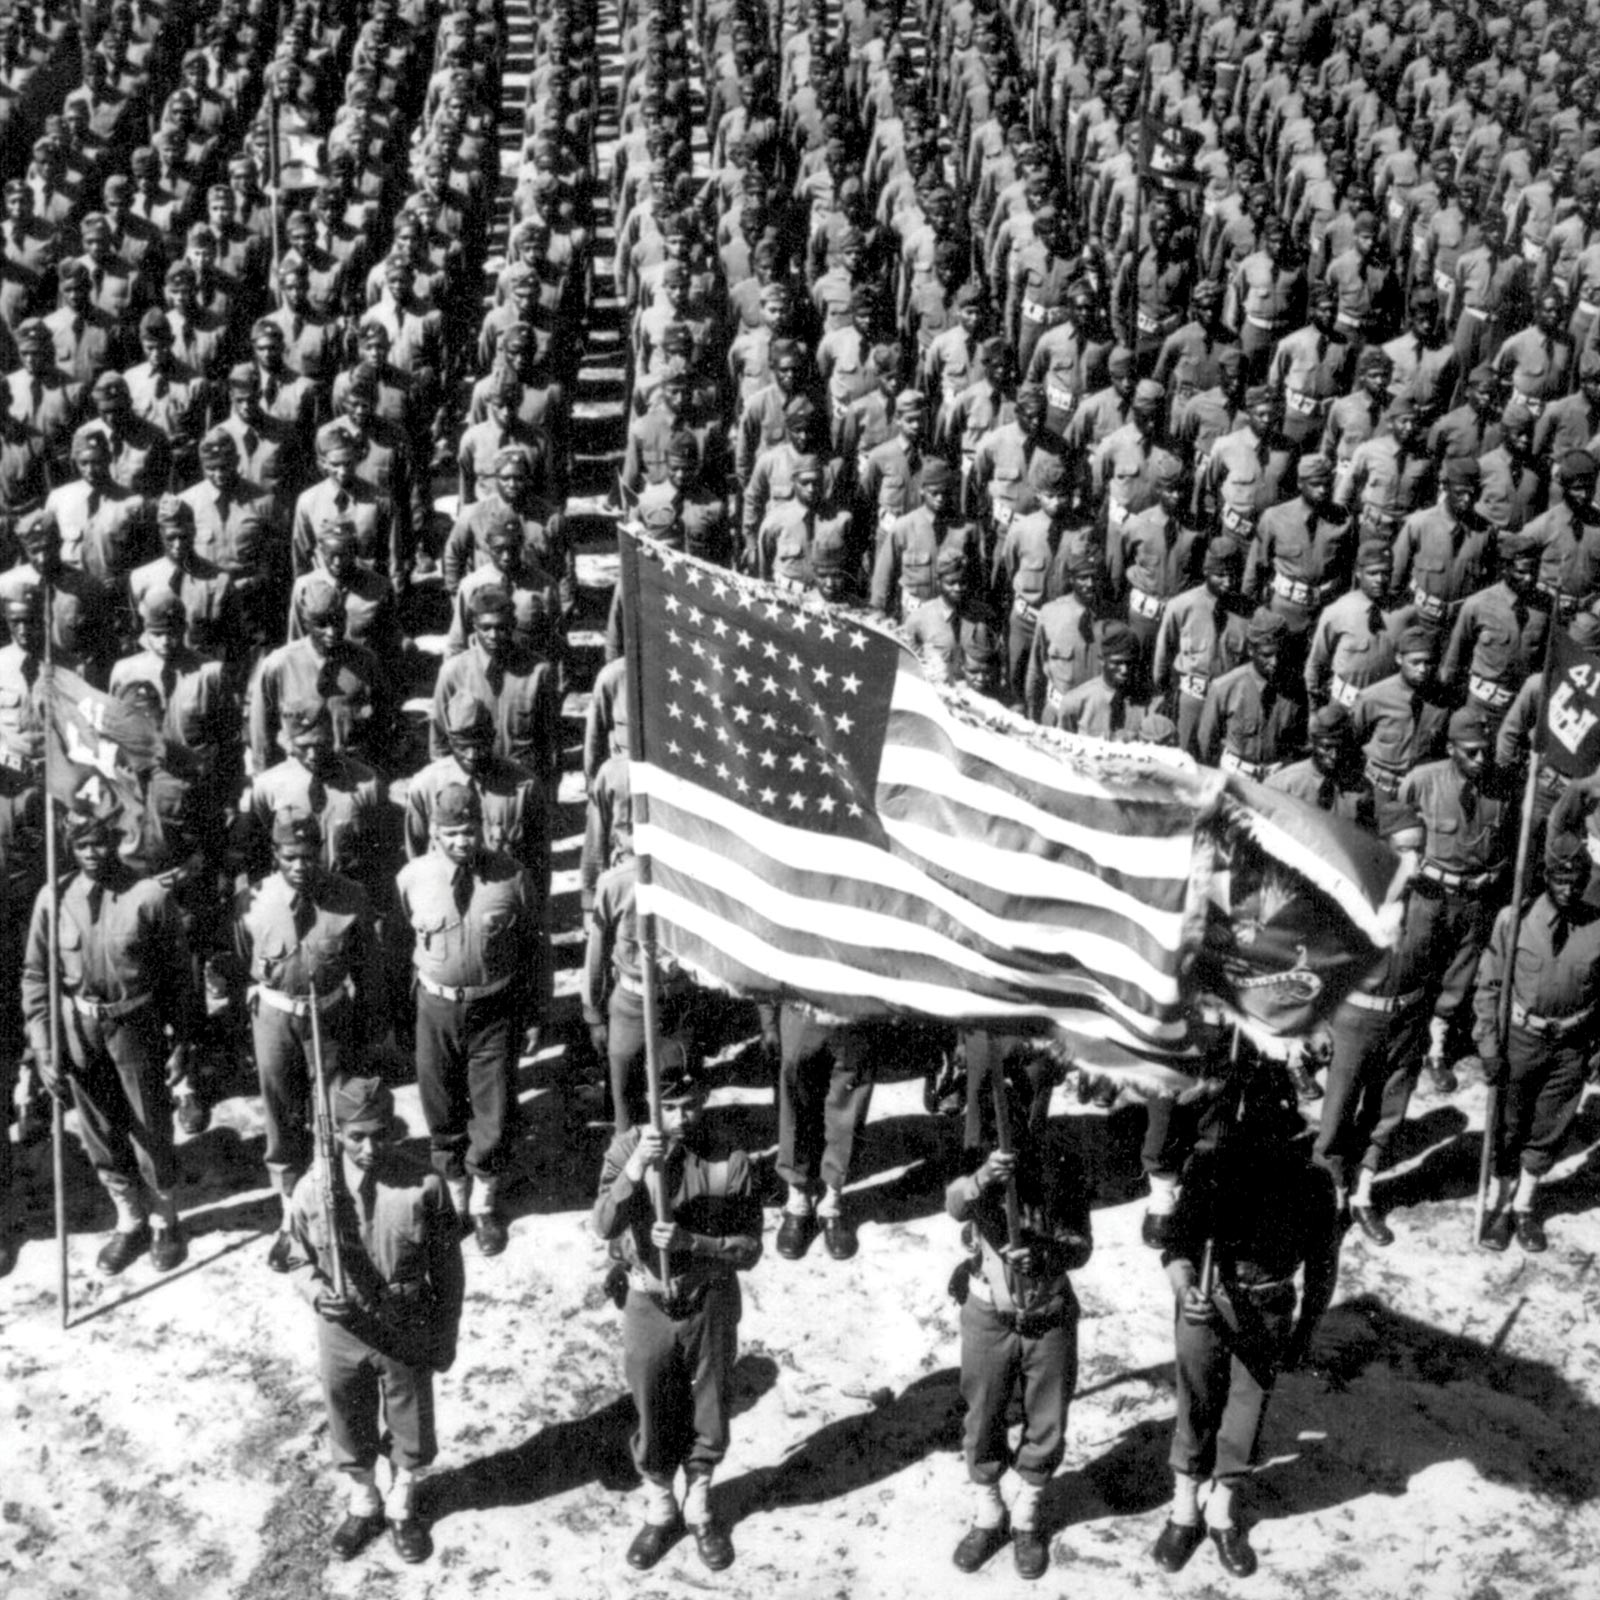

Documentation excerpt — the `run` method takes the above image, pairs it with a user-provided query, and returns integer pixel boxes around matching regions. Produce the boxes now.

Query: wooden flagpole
[42,574,68,1328]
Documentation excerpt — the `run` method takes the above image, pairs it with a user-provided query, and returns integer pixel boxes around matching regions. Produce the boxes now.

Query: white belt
[253,984,346,1016]
[1012,594,1041,620]
[1021,296,1047,323]
[1328,674,1361,707]
[1045,383,1074,412]
[1410,585,1448,622]
[1221,503,1255,533]
[1580,299,1600,318]
[1284,387,1325,417]
[1513,387,1545,416]
[1334,311,1363,330]
[1434,269,1455,296]
[1460,304,1488,321]
[1272,572,1316,606]
[1345,985,1425,1015]
[1128,587,1165,619]
[1220,749,1277,780]
[989,497,1015,529]
[1178,671,1209,700]
[1245,313,1284,331]
[1136,309,1171,335]
[418,972,512,1003]
[1511,1000,1594,1038]
[71,991,153,1021]
[1521,236,1545,265]
[1467,673,1513,711]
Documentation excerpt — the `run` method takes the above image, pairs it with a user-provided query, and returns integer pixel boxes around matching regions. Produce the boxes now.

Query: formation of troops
[2,0,1599,1583]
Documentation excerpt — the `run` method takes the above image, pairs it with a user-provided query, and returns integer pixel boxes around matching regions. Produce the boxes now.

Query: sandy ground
[3,1038,1599,1600]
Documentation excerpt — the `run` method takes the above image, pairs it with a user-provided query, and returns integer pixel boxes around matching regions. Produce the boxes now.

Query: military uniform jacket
[594,1129,763,1299]
[1110,506,1201,613]
[429,642,560,782]
[397,846,547,1021]
[1401,759,1516,878]
[871,509,972,617]
[241,755,391,886]
[1391,502,1495,628]
[1442,582,1549,708]
[1246,496,1355,615]
[1473,890,1600,1053]
[248,638,391,774]
[1153,583,1251,703]
[1352,673,1451,781]
[1198,663,1307,773]
[1267,758,1379,830]
[231,869,382,1012]
[1305,592,1405,706]
[1026,595,1110,719]
[285,1151,465,1356]
[22,866,192,1055]
[904,594,1003,694]
[946,1140,1092,1319]
[1056,677,1160,741]
[405,753,550,883]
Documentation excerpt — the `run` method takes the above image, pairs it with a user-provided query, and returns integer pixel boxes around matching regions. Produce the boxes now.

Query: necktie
[29,378,41,414]
[334,489,350,513]
[1317,771,1336,810]
[160,663,176,702]
[87,883,104,924]
[306,772,326,815]
[1367,602,1385,639]
[1108,692,1126,734]
[290,892,314,939]
[451,864,472,917]
[86,490,101,517]
[1552,908,1571,957]
[154,374,169,399]
[1461,782,1477,823]
[21,654,38,688]
[71,315,84,340]
[242,428,258,456]
[263,375,278,406]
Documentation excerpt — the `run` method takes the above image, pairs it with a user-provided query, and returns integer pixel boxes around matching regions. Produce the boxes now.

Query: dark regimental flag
[619,533,1238,1089]
[42,665,164,819]
[1541,628,1600,780]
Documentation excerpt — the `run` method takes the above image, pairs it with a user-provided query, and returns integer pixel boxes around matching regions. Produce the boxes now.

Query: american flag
[618,532,1224,1086]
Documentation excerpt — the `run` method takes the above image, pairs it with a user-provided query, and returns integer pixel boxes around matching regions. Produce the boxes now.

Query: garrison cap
[435,781,482,826]
[333,1075,394,1130]
[272,809,323,848]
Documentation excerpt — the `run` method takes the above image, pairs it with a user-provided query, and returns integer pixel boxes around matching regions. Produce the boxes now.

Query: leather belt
[1511,1000,1595,1038]
[418,972,511,1003]
[1419,861,1498,892]
[70,991,153,1021]
[1537,765,1570,797]
[1467,673,1513,711]
[1345,986,1425,1014]
[253,984,346,1016]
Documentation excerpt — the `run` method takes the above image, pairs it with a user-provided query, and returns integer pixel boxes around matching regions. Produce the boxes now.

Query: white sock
[785,1183,813,1215]
[1427,1018,1448,1058]
[1171,1471,1201,1526]
[683,1472,712,1527]
[468,1178,495,1217]
[1147,1173,1178,1215]
[1353,1168,1375,1207]
[816,1187,842,1220]
[1011,1480,1042,1532]
[448,1177,472,1217]
[344,1468,381,1516]
[972,1481,1006,1529]
[384,1466,419,1522]
[1208,1478,1238,1530]
[642,1475,678,1527]
[1514,1170,1540,1212]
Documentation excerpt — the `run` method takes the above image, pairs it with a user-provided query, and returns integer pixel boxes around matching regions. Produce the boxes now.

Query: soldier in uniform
[948,1055,1092,1582]
[1475,830,1600,1254]
[1266,703,1378,830]
[1305,538,1403,710]
[1025,551,1114,728]
[283,1075,465,1565]
[1441,531,1548,729]
[1151,1080,1341,1580]
[1197,610,1307,780]
[1054,623,1159,740]
[903,541,1004,696]
[1402,707,1518,1093]
[1152,537,1250,755]
[1351,624,1452,800]
[397,782,547,1257]
[231,812,385,1270]
[21,793,193,1274]
[592,1052,762,1573]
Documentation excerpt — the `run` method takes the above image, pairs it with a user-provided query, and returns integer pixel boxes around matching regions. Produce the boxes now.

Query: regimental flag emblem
[1542,627,1600,779]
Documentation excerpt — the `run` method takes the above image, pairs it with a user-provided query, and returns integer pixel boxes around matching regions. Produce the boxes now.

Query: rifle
[307,977,346,1300]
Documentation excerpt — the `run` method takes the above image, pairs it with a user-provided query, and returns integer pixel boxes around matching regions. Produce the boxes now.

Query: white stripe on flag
[635,816,1186,1027]
[878,742,1195,885]
[891,669,1213,809]
[634,761,1187,990]
[639,879,1192,1058]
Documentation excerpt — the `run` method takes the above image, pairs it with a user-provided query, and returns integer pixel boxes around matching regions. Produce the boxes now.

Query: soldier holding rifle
[283,1074,465,1565]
